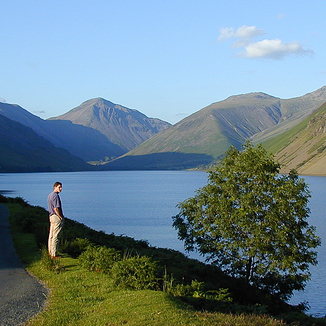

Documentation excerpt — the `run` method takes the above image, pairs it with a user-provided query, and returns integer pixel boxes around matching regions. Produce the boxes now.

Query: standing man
[47,182,64,258]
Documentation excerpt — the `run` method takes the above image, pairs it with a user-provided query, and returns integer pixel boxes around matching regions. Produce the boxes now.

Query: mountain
[103,87,326,170]
[0,102,124,162]
[0,98,171,163]
[264,102,326,175]
[0,114,89,172]
[49,98,171,153]
[252,86,326,143]
[2,87,326,172]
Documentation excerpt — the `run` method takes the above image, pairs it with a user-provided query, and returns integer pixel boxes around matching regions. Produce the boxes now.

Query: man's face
[54,184,62,193]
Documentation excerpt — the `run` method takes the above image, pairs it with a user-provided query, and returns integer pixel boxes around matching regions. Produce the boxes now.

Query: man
[47,182,64,258]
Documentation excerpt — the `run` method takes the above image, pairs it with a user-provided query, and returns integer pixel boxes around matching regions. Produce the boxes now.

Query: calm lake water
[0,171,325,317]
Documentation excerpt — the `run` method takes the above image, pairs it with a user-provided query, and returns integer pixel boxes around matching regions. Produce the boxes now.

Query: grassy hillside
[0,101,127,163]
[253,86,326,144]
[105,89,326,170]
[3,195,325,325]
[126,109,231,157]
[103,93,285,169]
[0,114,90,172]
[264,103,326,175]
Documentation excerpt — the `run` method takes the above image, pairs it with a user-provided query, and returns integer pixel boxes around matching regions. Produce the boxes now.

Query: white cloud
[218,25,265,44]
[242,39,314,59]
[0,98,7,103]
[218,25,313,60]
[217,27,235,41]
[234,25,265,40]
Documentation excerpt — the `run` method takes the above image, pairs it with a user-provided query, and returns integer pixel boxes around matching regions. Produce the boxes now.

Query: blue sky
[1,0,325,124]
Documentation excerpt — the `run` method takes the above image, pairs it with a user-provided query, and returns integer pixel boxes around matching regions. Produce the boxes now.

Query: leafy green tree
[173,142,320,300]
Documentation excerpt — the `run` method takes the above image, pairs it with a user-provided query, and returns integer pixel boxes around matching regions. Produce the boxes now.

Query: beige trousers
[48,214,64,257]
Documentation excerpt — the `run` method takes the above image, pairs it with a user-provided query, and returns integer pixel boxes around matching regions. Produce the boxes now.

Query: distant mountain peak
[50,98,171,152]
[84,97,114,106]
[225,92,279,102]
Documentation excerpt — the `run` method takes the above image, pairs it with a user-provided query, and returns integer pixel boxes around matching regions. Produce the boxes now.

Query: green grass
[263,103,326,155]
[3,195,325,325]
[26,256,284,326]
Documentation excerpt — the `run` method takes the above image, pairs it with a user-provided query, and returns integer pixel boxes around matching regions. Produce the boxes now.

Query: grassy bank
[24,256,285,326]
[2,195,325,325]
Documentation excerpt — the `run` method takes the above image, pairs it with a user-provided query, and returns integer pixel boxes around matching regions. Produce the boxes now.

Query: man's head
[53,182,62,193]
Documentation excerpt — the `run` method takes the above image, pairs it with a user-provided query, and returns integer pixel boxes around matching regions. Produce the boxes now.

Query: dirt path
[0,204,48,326]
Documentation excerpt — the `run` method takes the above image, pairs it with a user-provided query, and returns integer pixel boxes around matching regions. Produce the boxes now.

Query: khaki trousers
[48,214,64,257]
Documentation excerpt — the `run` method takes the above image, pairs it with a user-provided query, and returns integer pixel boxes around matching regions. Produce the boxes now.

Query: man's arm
[54,207,64,219]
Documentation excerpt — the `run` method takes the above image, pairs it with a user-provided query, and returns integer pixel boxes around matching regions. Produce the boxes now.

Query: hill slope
[264,102,326,175]
[0,114,89,172]
[50,98,171,152]
[252,85,326,143]
[104,87,326,170]
[0,102,124,162]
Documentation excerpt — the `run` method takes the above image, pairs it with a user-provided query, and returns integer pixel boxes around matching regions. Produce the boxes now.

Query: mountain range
[1,86,326,173]
[104,86,326,170]
[0,99,170,171]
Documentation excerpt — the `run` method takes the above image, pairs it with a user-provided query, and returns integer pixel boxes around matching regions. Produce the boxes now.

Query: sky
[1,0,326,124]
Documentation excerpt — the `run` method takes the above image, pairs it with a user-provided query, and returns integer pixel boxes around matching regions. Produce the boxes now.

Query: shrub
[10,205,48,247]
[110,256,159,290]
[79,245,121,273]
[61,238,92,258]
[0,194,8,203]
[167,279,232,302]
[40,247,65,273]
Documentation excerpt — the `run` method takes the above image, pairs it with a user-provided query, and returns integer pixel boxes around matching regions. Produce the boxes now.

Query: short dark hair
[53,182,62,188]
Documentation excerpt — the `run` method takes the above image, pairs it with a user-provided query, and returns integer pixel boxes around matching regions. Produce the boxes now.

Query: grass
[3,196,325,325]
[26,256,284,326]
[263,103,326,155]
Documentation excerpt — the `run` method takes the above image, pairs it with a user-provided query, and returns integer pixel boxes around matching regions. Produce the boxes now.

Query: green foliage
[263,102,326,155]
[8,201,49,247]
[40,246,65,273]
[61,237,92,258]
[167,279,232,303]
[194,288,233,302]
[5,194,326,324]
[79,245,121,273]
[1,195,30,206]
[110,256,159,290]
[173,142,321,300]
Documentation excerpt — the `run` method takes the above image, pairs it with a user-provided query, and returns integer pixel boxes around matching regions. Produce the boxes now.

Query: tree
[172,142,320,300]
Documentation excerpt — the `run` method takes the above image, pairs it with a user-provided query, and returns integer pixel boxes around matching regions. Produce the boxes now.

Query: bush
[10,204,48,247]
[40,247,65,273]
[61,238,92,258]
[79,245,121,273]
[110,256,159,290]
[167,279,232,302]
[0,194,8,203]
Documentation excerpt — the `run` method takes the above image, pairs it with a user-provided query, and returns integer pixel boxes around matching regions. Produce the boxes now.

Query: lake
[0,170,325,317]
